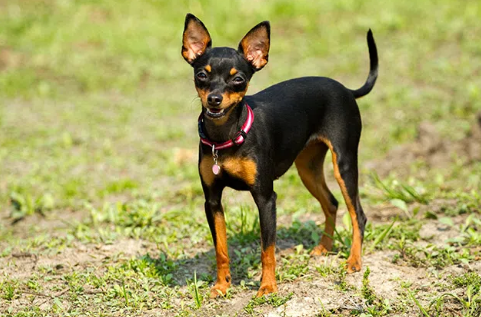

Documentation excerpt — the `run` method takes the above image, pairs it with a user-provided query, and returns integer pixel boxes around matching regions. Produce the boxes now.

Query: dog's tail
[349,29,378,99]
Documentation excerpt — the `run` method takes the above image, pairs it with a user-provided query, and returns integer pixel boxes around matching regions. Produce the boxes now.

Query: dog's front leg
[203,185,231,298]
[252,186,278,297]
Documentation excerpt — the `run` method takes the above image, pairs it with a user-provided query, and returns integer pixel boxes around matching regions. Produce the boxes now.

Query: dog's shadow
[138,219,322,290]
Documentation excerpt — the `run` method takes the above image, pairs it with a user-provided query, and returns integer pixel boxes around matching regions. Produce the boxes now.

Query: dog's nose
[207,94,223,106]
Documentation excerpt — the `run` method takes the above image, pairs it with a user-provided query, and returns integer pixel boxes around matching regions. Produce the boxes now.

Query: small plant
[362,267,375,305]
[371,174,429,204]
[317,299,332,317]
[408,290,430,317]
[453,272,481,293]
[244,292,293,314]
[277,245,310,282]
[121,280,129,306]
[361,267,391,316]
[316,260,337,278]
[9,191,55,222]
[429,285,481,317]
[227,205,259,244]
[336,265,350,291]
[2,282,16,301]
[188,271,204,309]
[367,219,396,252]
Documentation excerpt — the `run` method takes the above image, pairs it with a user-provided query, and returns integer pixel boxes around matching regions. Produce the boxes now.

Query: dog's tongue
[210,108,222,113]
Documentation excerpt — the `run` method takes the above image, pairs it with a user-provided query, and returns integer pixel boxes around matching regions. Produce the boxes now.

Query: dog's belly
[273,161,295,180]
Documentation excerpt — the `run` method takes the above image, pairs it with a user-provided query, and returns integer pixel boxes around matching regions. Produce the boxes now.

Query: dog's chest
[200,155,257,186]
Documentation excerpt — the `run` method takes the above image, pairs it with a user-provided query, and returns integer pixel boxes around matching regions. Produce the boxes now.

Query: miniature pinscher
[181,13,378,298]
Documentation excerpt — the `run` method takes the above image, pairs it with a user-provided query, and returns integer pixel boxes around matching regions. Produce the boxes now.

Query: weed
[188,271,204,309]
[367,219,396,252]
[277,245,310,282]
[316,259,337,278]
[1,281,16,301]
[9,192,55,222]
[361,267,391,316]
[317,299,333,317]
[371,174,429,205]
[408,290,431,317]
[244,292,293,314]
[429,285,481,317]
[362,267,375,305]
[124,254,176,285]
[453,272,481,293]
[336,265,350,292]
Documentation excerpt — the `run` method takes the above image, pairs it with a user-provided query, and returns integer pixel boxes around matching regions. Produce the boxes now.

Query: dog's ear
[238,21,270,71]
[182,13,212,65]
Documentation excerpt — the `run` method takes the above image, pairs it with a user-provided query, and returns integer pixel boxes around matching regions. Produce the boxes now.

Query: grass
[1,0,481,316]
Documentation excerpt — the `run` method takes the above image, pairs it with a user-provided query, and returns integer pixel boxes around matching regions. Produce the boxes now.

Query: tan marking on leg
[222,157,257,186]
[199,156,215,186]
[318,137,362,273]
[196,87,208,107]
[295,144,337,256]
[256,244,277,297]
[229,67,238,76]
[210,212,231,298]
[205,65,212,72]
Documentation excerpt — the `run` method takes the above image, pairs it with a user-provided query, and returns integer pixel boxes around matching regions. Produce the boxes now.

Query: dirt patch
[0,238,152,313]
[367,112,481,177]
[194,250,474,317]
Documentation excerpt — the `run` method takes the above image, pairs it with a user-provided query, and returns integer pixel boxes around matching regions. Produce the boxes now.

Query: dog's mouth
[205,107,226,118]
[205,105,233,119]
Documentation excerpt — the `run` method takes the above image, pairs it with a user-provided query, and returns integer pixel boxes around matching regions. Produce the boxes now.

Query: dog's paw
[310,245,330,256]
[346,256,362,273]
[256,282,278,298]
[210,282,230,298]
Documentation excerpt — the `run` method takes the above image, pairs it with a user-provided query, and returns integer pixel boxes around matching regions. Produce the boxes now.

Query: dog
[181,13,378,298]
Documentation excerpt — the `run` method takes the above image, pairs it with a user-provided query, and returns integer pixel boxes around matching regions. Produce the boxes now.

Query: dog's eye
[196,72,208,80]
[232,76,244,84]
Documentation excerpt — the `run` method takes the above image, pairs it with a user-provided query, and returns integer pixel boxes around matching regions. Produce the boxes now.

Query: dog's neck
[202,101,247,143]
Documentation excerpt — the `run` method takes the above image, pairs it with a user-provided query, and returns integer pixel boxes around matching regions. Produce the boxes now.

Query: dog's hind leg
[295,143,339,255]
[319,137,367,273]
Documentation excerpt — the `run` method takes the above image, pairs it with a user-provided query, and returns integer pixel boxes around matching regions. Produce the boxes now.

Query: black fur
[182,13,378,296]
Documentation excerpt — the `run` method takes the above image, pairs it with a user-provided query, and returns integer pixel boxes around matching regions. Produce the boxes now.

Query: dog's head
[182,14,270,120]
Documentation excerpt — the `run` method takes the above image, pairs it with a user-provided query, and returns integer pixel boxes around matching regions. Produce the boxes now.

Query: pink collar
[198,104,254,150]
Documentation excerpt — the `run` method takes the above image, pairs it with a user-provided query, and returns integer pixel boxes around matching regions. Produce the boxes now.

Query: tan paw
[310,245,331,256]
[346,256,362,273]
[256,282,278,298]
[210,282,230,298]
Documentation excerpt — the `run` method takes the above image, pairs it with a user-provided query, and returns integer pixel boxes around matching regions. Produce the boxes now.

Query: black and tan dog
[181,13,378,298]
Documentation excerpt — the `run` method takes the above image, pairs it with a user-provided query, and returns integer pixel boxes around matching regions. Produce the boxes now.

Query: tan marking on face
[199,156,215,186]
[196,87,209,106]
[222,157,257,186]
[205,65,212,72]
[229,68,238,76]
[209,88,249,126]
[222,91,246,106]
